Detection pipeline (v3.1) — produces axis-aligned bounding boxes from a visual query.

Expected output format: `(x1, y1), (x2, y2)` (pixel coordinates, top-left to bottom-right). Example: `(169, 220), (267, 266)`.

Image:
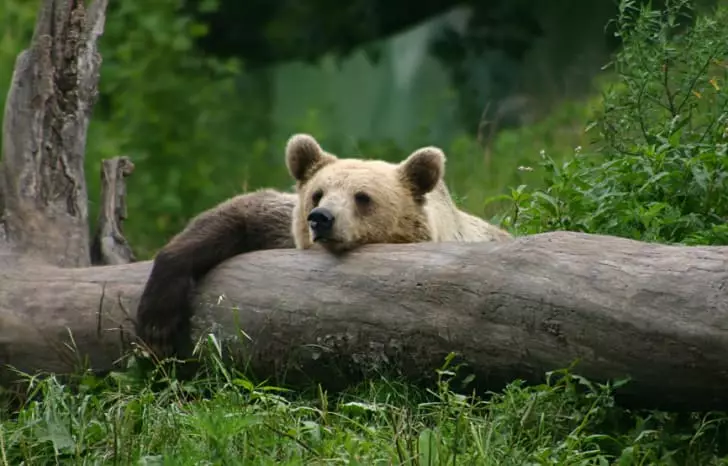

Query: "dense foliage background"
(1, 0), (728, 463)
(2, 0), (611, 258)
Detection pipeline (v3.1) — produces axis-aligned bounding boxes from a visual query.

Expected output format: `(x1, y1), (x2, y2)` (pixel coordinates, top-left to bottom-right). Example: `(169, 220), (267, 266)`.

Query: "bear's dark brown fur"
(135, 189), (296, 357)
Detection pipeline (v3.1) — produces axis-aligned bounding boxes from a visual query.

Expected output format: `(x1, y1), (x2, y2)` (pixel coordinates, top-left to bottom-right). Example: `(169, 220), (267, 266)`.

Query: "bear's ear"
(398, 146), (445, 197)
(285, 133), (337, 183)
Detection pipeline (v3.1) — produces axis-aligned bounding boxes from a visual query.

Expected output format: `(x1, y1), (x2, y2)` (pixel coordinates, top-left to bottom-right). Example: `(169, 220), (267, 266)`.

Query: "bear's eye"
(354, 191), (372, 206)
(311, 189), (323, 206)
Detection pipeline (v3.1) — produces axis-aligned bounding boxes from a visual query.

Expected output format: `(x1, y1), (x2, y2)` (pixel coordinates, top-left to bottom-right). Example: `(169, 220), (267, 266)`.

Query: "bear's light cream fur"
(285, 133), (512, 254)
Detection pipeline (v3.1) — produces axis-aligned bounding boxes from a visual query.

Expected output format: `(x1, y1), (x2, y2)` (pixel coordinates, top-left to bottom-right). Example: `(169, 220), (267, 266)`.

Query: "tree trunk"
(0, 0), (108, 267)
(0, 231), (727, 412)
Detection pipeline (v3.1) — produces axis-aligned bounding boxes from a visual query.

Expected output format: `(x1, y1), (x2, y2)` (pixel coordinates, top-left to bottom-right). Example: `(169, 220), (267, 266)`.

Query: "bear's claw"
(135, 296), (190, 362)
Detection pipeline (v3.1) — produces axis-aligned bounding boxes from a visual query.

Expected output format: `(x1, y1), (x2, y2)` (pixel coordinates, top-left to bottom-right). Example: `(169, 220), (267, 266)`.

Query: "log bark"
(0, 231), (727, 412)
(0, 0), (108, 267)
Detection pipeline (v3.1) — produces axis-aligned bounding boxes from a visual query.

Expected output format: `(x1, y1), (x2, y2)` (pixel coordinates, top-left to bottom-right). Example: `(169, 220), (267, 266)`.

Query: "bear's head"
(285, 133), (445, 254)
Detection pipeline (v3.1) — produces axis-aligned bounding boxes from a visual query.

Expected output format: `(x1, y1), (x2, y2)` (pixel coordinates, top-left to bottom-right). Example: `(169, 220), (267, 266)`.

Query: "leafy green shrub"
(508, 0), (728, 246)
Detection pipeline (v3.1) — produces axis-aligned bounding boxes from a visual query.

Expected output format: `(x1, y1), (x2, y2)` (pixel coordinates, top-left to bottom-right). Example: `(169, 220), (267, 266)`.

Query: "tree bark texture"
(1, 0), (108, 267)
(0, 231), (727, 412)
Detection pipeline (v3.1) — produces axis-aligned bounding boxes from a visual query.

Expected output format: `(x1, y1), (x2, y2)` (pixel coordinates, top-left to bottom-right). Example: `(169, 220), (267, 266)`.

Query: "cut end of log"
(91, 156), (136, 265)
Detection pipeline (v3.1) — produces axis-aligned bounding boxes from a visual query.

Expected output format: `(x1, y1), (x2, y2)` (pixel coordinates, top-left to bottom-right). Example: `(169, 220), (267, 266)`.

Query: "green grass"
(1, 343), (727, 465)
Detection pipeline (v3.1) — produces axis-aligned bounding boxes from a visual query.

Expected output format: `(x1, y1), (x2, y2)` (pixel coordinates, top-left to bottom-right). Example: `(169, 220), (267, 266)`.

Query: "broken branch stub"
(91, 156), (136, 265)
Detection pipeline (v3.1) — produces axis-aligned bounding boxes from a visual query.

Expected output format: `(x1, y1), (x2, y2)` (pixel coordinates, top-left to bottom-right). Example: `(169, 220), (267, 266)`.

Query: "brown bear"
(136, 133), (512, 358)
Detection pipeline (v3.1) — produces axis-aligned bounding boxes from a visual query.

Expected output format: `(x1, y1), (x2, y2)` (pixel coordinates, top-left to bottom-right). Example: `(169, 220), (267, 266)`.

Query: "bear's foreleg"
(135, 189), (296, 359)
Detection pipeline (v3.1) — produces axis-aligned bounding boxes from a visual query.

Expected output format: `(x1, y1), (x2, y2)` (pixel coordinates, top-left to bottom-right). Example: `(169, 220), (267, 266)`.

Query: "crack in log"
(97, 282), (106, 339)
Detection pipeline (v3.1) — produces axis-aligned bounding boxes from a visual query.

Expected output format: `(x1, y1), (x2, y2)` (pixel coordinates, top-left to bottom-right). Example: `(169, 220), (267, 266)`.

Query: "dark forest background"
(0, 0), (720, 257)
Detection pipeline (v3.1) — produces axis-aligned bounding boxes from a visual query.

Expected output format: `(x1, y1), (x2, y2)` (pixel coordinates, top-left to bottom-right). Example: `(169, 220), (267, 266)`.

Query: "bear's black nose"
(307, 207), (335, 238)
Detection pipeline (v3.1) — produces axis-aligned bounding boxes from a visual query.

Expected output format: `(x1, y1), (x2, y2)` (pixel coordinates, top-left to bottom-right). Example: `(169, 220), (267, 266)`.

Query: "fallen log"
(0, 231), (727, 412)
